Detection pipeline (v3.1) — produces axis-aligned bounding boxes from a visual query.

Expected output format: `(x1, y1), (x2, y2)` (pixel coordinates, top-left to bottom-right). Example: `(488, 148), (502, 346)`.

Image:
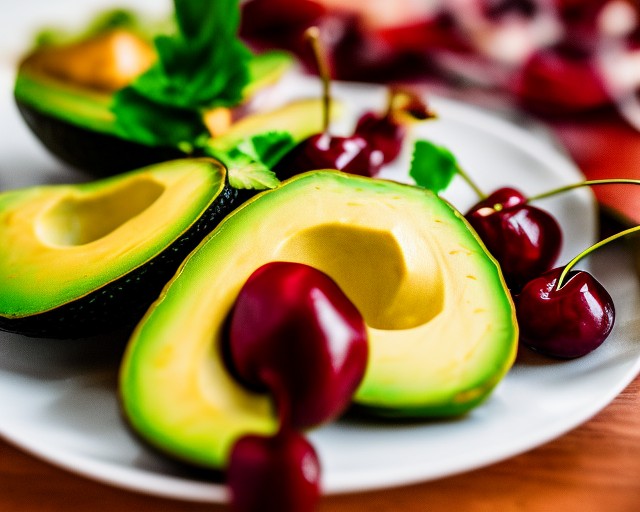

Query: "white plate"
(1, 4), (640, 504)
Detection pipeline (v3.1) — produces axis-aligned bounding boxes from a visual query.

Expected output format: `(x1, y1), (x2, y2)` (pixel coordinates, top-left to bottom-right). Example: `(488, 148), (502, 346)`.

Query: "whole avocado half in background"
(13, 26), (293, 176)
(0, 158), (237, 339)
(119, 170), (518, 469)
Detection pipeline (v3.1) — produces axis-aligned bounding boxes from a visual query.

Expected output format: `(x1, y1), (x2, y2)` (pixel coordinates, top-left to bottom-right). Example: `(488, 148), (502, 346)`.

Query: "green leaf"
(226, 158), (281, 191)
(205, 131), (295, 190)
(409, 140), (458, 194)
(112, 0), (253, 147)
(112, 88), (206, 147)
(126, 0), (252, 110)
(235, 132), (297, 169)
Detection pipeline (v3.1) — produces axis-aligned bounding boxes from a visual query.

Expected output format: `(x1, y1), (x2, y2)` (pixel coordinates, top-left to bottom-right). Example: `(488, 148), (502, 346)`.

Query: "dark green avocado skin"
(16, 100), (186, 176)
(0, 183), (238, 339)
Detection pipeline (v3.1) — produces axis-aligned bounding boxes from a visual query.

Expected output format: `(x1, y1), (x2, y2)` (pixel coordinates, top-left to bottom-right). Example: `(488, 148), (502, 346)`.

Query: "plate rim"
(2, 77), (633, 504)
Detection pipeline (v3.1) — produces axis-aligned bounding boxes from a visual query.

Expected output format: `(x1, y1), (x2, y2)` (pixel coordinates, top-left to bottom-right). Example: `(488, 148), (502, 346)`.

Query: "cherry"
(225, 261), (368, 429)
(228, 430), (321, 512)
(465, 187), (563, 291)
(240, 0), (327, 48)
(516, 222), (640, 358)
(481, 0), (538, 20)
(460, 177), (640, 292)
(511, 43), (610, 115)
(354, 89), (434, 166)
(516, 267), (615, 358)
(277, 132), (384, 179)
(274, 27), (384, 179)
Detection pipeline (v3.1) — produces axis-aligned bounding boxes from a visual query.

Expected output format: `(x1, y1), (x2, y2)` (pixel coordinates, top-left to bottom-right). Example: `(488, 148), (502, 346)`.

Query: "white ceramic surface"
(1, 2), (639, 504)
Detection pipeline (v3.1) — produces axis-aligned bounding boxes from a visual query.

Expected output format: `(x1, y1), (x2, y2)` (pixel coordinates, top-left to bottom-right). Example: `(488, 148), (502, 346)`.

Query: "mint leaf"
(128, 0), (251, 109)
(112, 0), (253, 146)
(112, 88), (206, 147)
(227, 158), (281, 191)
(409, 140), (458, 194)
(206, 131), (295, 190)
(236, 132), (297, 169)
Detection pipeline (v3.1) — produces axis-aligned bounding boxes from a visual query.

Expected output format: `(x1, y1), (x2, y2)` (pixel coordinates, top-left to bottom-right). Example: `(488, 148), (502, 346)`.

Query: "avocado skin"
(0, 183), (238, 339)
(16, 100), (186, 176)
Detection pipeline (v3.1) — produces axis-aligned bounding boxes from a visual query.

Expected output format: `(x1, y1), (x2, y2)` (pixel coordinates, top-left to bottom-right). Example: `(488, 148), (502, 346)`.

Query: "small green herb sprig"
(112, 0), (253, 149)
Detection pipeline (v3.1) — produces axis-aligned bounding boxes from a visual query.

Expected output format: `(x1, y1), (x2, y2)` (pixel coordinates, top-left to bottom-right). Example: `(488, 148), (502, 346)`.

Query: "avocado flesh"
(0, 158), (237, 338)
(14, 42), (295, 175)
(15, 44), (293, 136)
(119, 171), (518, 468)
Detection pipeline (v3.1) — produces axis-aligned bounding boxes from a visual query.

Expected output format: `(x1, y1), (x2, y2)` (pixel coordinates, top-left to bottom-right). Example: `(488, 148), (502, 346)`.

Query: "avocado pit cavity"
(37, 178), (164, 246)
(274, 223), (445, 330)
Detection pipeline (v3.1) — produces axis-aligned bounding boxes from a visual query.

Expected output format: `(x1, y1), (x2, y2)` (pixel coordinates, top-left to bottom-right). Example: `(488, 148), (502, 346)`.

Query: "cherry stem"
(304, 27), (331, 134)
(385, 88), (397, 118)
(456, 165), (487, 200)
(528, 179), (640, 203)
(556, 224), (640, 290)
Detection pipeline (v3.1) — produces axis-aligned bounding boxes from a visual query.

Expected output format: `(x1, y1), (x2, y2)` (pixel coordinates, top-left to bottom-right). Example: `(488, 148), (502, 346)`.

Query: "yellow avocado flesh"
(14, 43), (294, 137)
(22, 29), (156, 92)
(0, 159), (225, 317)
(119, 171), (518, 468)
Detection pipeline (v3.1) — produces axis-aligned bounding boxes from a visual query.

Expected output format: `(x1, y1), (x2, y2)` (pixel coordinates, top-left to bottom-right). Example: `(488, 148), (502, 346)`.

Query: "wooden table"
(1, 373), (639, 512)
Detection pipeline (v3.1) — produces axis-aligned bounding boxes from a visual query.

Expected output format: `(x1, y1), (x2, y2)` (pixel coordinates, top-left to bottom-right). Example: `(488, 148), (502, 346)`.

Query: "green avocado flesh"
(119, 171), (518, 468)
(13, 50), (295, 176)
(14, 50), (293, 137)
(0, 158), (236, 338)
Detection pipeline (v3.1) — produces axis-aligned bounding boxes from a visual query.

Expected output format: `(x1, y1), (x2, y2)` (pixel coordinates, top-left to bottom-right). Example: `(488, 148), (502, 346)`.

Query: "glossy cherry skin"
(228, 430), (321, 512)
(240, 0), (327, 54)
(511, 43), (609, 115)
(354, 112), (406, 166)
(226, 261), (368, 429)
(516, 267), (615, 358)
(477, 0), (538, 21)
(275, 133), (384, 180)
(465, 187), (562, 291)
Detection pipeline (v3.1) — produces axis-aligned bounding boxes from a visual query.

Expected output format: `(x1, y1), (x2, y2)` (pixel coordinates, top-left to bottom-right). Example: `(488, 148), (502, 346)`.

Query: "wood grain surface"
(1, 374), (639, 512)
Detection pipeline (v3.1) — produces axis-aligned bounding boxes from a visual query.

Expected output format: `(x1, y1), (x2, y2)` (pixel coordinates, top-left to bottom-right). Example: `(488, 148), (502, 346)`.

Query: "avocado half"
(119, 171), (518, 469)
(13, 29), (293, 176)
(0, 158), (237, 339)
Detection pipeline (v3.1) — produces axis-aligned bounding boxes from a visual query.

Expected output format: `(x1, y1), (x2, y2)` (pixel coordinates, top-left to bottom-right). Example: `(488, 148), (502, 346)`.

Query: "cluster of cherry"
(240, 0), (640, 123)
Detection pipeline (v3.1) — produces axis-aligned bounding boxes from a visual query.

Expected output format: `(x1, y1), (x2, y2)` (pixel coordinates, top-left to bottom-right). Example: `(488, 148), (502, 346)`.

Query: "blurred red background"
(241, 0), (640, 225)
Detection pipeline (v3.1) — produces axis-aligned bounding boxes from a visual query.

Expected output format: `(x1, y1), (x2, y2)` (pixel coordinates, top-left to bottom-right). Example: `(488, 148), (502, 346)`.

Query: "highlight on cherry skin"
(224, 261), (369, 430)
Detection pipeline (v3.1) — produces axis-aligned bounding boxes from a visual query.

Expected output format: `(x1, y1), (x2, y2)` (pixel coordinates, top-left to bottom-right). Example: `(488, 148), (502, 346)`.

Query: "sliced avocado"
(0, 158), (237, 339)
(14, 29), (295, 176)
(119, 171), (518, 469)
(207, 98), (344, 154)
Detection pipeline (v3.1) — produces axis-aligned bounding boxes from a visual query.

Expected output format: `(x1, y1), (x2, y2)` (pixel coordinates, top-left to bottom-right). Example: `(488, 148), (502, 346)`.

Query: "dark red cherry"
(240, 0), (328, 54)
(226, 261), (368, 429)
(511, 43), (609, 115)
(465, 187), (562, 290)
(354, 111), (406, 165)
(481, 0), (538, 20)
(276, 132), (384, 179)
(228, 430), (321, 512)
(554, 0), (609, 38)
(516, 267), (615, 358)
(354, 91), (433, 166)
